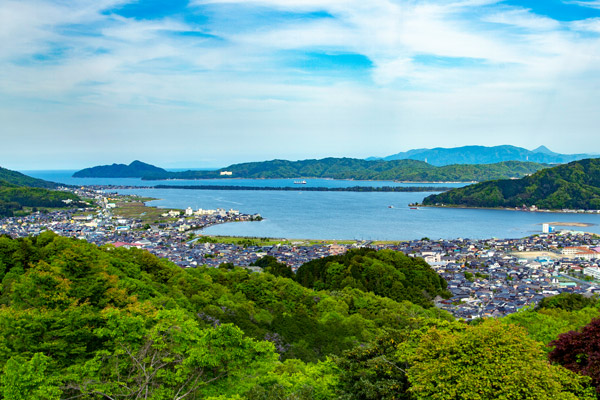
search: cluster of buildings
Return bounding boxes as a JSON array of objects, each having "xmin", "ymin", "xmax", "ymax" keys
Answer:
[{"xmin": 1, "ymin": 187, "xmax": 599, "ymax": 320}]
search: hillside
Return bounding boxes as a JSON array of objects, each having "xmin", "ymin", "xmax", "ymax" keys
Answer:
[
  {"xmin": 0, "ymin": 183, "xmax": 82, "ymax": 217},
  {"xmin": 73, "ymin": 160, "xmax": 167, "ymax": 178},
  {"xmin": 295, "ymin": 248, "xmax": 451, "ymax": 308},
  {"xmin": 0, "ymin": 166, "xmax": 58, "ymax": 188},
  {"xmin": 137, "ymin": 158, "xmax": 547, "ymax": 182},
  {"xmin": 371, "ymin": 145, "xmax": 595, "ymax": 166},
  {"xmin": 422, "ymin": 158, "xmax": 600, "ymax": 210},
  {"xmin": 0, "ymin": 232, "xmax": 596, "ymax": 399},
  {"xmin": 0, "ymin": 166, "xmax": 82, "ymax": 217}
]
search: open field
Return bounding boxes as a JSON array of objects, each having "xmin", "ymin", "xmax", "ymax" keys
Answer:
[{"xmin": 112, "ymin": 199, "xmax": 180, "ymax": 223}]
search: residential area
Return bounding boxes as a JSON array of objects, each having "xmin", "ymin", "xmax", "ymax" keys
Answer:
[{"xmin": 1, "ymin": 187, "xmax": 599, "ymax": 320}]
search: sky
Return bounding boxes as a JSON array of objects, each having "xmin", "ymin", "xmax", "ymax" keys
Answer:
[{"xmin": 2, "ymin": 0, "xmax": 600, "ymax": 169}]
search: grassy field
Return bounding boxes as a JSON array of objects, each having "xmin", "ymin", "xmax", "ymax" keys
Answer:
[{"xmin": 112, "ymin": 199, "xmax": 180, "ymax": 223}]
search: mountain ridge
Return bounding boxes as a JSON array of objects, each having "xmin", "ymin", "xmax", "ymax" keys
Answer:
[
  {"xmin": 370, "ymin": 145, "xmax": 595, "ymax": 166},
  {"xmin": 74, "ymin": 158, "xmax": 549, "ymax": 182}
]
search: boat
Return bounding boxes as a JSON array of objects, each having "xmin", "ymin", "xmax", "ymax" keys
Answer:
[
  {"xmin": 294, "ymin": 180, "xmax": 307, "ymax": 184},
  {"xmin": 410, "ymin": 207, "xmax": 419, "ymax": 210},
  {"xmin": 388, "ymin": 205, "xmax": 394, "ymax": 208}
]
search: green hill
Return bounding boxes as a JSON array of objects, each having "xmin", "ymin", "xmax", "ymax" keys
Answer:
[
  {"xmin": 0, "ymin": 166, "xmax": 58, "ymax": 188},
  {"xmin": 422, "ymin": 158, "xmax": 600, "ymax": 210},
  {"xmin": 140, "ymin": 158, "xmax": 546, "ymax": 182},
  {"xmin": 295, "ymin": 248, "xmax": 451, "ymax": 308},
  {"xmin": 0, "ymin": 233, "xmax": 594, "ymax": 399},
  {"xmin": 0, "ymin": 166, "xmax": 81, "ymax": 217}
]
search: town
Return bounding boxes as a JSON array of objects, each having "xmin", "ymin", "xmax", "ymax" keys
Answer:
[{"xmin": 1, "ymin": 186, "xmax": 599, "ymax": 321}]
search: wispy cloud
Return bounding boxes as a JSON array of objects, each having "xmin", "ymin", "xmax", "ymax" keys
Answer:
[
  {"xmin": 567, "ymin": 0, "xmax": 600, "ymax": 9},
  {"xmin": 1, "ymin": 0, "xmax": 600, "ymax": 168}
]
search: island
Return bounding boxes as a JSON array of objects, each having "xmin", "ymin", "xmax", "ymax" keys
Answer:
[{"xmin": 73, "ymin": 160, "xmax": 167, "ymax": 178}]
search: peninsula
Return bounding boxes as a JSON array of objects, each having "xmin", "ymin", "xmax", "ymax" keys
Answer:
[{"xmin": 74, "ymin": 158, "xmax": 547, "ymax": 182}]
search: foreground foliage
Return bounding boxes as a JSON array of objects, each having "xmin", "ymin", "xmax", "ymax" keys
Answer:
[
  {"xmin": 0, "ymin": 233, "xmax": 596, "ymax": 399},
  {"xmin": 550, "ymin": 318, "xmax": 600, "ymax": 394}
]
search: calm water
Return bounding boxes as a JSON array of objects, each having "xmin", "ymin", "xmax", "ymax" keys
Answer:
[
  {"xmin": 26, "ymin": 171, "xmax": 600, "ymax": 240},
  {"xmin": 23, "ymin": 170, "xmax": 467, "ymax": 189}
]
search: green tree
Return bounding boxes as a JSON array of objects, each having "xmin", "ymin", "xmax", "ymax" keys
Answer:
[
  {"xmin": 1, "ymin": 353, "xmax": 62, "ymax": 400},
  {"xmin": 407, "ymin": 320, "xmax": 595, "ymax": 400},
  {"xmin": 67, "ymin": 309, "xmax": 278, "ymax": 399},
  {"xmin": 251, "ymin": 256, "xmax": 294, "ymax": 279}
]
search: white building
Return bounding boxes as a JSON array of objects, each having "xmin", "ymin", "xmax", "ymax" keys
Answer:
[{"xmin": 584, "ymin": 267, "xmax": 600, "ymax": 280}]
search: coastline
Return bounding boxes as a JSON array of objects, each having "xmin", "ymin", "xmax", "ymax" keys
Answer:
[{"xmin": 418, "ymin": 204, "xmax": 600, "ymax": 215}]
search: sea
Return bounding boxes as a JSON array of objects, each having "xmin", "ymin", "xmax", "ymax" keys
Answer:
[{"xmin": 25, "ymin": 170, "xmax": 600, "ymax": 241}]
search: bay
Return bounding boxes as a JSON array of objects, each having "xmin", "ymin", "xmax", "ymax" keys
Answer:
[
  {"xmin": 118, "ymin": 188, "xmax": 600, "ymax": 240},
  {"xmin": 24, "ymin": 170, "xmax": 600, "ymax": 240},
  {"xmin": 22, "ymin": 170, "xmax": 467, "ymax": 189}
]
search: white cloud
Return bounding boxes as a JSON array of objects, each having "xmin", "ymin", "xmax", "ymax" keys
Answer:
[
  {"xmin": 567, "ymin": 1, "xmax": 600, "ymax": 9},
  {"xmin": 2, "ymin": 0, "xmax": 600, "ymax": 168},
  {"xmin": 484, "ymin": 9, "xmax": 561, "ymax": 30}
]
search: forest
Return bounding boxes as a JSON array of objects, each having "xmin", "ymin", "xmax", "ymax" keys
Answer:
[
  {"xmin": 0, "ymin": 167, "xmax": 81, "ymax": 217},
  {"xmin": 0, "ymin": 232, "xmax": 599, "ymax": 399},
  {"xmin": 74, "ymin": 158, "xmax": 547, "ymax": 182},
  {"xmin": 423, "ymin": 158, "xmax": 600, "ymax": 210},
  {"xmin": 0, "ymin": 183, "xmax": 82, "ymax": 217}
]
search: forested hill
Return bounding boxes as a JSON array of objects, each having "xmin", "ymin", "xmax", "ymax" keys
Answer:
[
  {"xmin": 0, "ymin": 166, "xmax": 81, "ymax": 217},
  {"xmin": 295, "ymin": 248, "xmax": 451, "ymax": 308},
  {"xmin": 422, "ymin": 158, "xmax": 600, "ymax": 210},
  {"xmin": 0, "ymin": 232, "xmax": 598, "ymax": 399},
  {"xmin": 0, "ymin": 166, "xmax": 58, "ymax": 188},
  {"xmin": 129, "ymin": 158, "xmax": 546, "ymax": 182},
  {"xmin": 73, "ymin": 160, "xmax": 167, "ymax": 177}
]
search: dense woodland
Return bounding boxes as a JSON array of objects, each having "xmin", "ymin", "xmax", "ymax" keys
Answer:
[
  {"xmin": 74, "ymin": 158, "xmax": 547, "ymax": 182},
  {"xmin": 0, "ymin": 172, "xmax": 82, "ymax": 218},
  {"xmin": 423, "ymin": 158, "xmax": 600, "ymax": 210},
  {"xmin": 0, "ymin": 233, "xmax": 599, "ymax": 399},
  {"xmin": 0, "ymin": 166, "xmax": 83, "ymax": 217}
]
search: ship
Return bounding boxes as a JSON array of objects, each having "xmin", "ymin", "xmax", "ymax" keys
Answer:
[{"xmin": 294, "ymin": 180, "xmax": 307, "ymax": 184}]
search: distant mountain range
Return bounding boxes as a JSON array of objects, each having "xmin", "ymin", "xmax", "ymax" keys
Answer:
[
  {"xmin": 422, "ymin": 158, "xmax": 600, "ymax": 210},
  {"xmin": 368, "ymin": 145, "xmax": 596, "ymax": 166},
  {"xmin": 73, "ymin": 160, "xmax": 167, "ymax": 178},
  {"xmin": 74, "ymin": 158, "xmax": 548, "ymax": 182}
]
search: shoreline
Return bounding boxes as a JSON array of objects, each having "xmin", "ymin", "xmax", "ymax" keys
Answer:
[
  {"xmin": 418, "ymin": 204, "xmax": 600, "ymax": 215},
  {"xmin": 75, "ymin": 175, "xmax": 479, "ymax": 184}
]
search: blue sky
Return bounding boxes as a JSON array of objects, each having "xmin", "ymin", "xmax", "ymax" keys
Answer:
[{"xmin": 2, "ymin": 0, "xmax": 600, "ymax": 169}]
